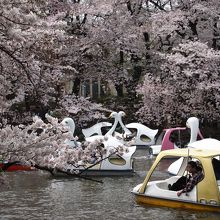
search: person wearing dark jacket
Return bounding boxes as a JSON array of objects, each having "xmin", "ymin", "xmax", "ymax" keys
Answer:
[{"xmin": 168, "ymin": 161, "xmax": 204, "ymax": 197}]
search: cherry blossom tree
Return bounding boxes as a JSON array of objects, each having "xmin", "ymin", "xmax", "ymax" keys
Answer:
[
  {"xmin": 0, "ymin": 114, "xmax": 130, "ymax": 178},
  {"xmin": 148, "ymin": 0, "xmax": 220, "ymax": 50},
  {"xmin": 0, "ymin": 1, "xmax": 72, "ymax": 122},
  {"xmin": 1, "ymin": 0, "xmax": 220, "ymax": 147},
  {"xmin": 0, "ymin": 0, "xmax": 114, "ymax": 125},
  {"xmin": 137, "ymin": 41, "xmax": 220, "ymax": 126},
  {"xmin": 64, "ymin": 0, "xmax": 148, "ymax": 98},
  {"xmin": 54, "ymin": 94, "xmax": 111, "ymax": 128},
  {"xmin": 136, "ymin": 0, "xmax": 220, "ymax": 128},
  {"xmin": 0, "ymin": 2, "xmax": 138, "ymax": 182}
]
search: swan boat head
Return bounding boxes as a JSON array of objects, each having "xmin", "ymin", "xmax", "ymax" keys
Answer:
[
  {"xmin": 61, "ymin": 117, "xmax": 81, "ymax": 148},
  {"xmin": 61, "ymin": 117, "xmax": 76, "ymax": 134},
  {"xmin": 186, "ymin": 117, "xmax": 200, "ymax": 144}
]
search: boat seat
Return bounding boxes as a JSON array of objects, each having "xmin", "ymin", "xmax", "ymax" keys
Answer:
[
  {"xmin": 156, "ymin": 176, "xmax": 181, "ymax": 190},
  {"xmin": 146, "ymin": 178, "xmax": 197, "ymax": 202},
  {"xmin": 156, "ymin": 181, "xmax": 168, "ymax": 190}
]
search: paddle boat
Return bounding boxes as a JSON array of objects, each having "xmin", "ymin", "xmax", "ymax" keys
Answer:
[
  {"xmin": 149, "ymin": 117, "xmax": 203, "ymax": 155},
  {"xmin": 118, "ymin": 111, "xmax": 158, "ymax": 147},
  {"xmin": 132, "ymin": 148, "xmax": 220, "ymax": 212},
  {"xmin": 59, "ymin": 115, "xmax": 136, "ymax": 176},
  {"xmin": 82, "ymin": 122, "xmax": 112, "ymax": 138},
  {"xmin": 62, "ymin": 145, "xmax": 136, "ymax": 176},
  {"xmin": 0, "ymin": 161, "xmax": 35, "ymax": 172},
  {"xmin": 52, "ymin": 140, "xmax": 136, "ymax": 177},
  {"xmin": 81, "ymin": 111, "xmax": 158, "ymax": 148}
]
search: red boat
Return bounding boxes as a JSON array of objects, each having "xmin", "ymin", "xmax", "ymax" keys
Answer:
[{"xmin": 0, "ymin": 162, "xmax": 36, "ymax": 172}]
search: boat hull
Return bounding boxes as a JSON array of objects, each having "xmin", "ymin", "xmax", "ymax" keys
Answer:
[
  {"xmin": 0, "ymin": 163, "xmax": 35, "ymax": 172},
  {"xmin": 134, "ymin": 194, "xmax": 220, "ymax": 212}
]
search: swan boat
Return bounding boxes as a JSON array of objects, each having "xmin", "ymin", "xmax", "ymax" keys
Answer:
[
  {"xmin": 53, "ymin": 140, "xmax": 136, "ymax": 177},
  {"xmin": 82, "ymin": 122, "xmax": 112, "ymax": 138},
  {"xmin": 82, "ymin": 111, "xmax": 158, "ymax": 148},
  {"xmin": 118, "ymin": 111, "xmax": 158, "ymax": 147},
  {"xmin": 149, "ymin": 117, "xmax": 203, "ymax": 156},
  {"xmin": 60, "ymin": 115, "xmax": 136, "ymax": 176},
  {"xmin": 63, "ymin": 147, "xmax": 136, "ymax": 176},
  {"xmin": 132, "ymin": 148, "xmax": 220, "ymax": 212}
]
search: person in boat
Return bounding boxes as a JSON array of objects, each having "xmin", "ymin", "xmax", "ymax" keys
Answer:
[{"xmin": 168, "ymin": 161, "xmax": 204, "ymax": 197}]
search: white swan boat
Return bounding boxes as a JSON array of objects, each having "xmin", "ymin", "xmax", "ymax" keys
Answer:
[
  {"xmin": 61, "ymin": 115, "xmax": 136, "ymax": 176},
  {"xmin": 82, "ymin": 122, "xmax": 112, "ymax": 138},
  {"xmin": 149, "ymin": 117, "xmax": 203, "ymax": 155},
  {"xmin": 118, "ymin": 111, "xmax": 158, "ymax": 147},
  {"xmin": 65, "ymin": 144, "xmax": 136, "ymax": 176}
]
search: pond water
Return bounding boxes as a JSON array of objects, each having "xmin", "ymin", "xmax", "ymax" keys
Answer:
[{"xmin": 0, "ymin": 149, "xmax": 219, "ymax": 220}]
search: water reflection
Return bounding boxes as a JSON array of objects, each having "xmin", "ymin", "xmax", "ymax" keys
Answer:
[{"xmin": 0, "ymin": 149, "xmax": 219, "ymax": 220}]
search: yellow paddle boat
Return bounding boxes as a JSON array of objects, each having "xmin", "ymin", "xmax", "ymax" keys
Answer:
[{"xmin": 132, "ymin": 148, "xmax": 220, "ymax": 212}]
